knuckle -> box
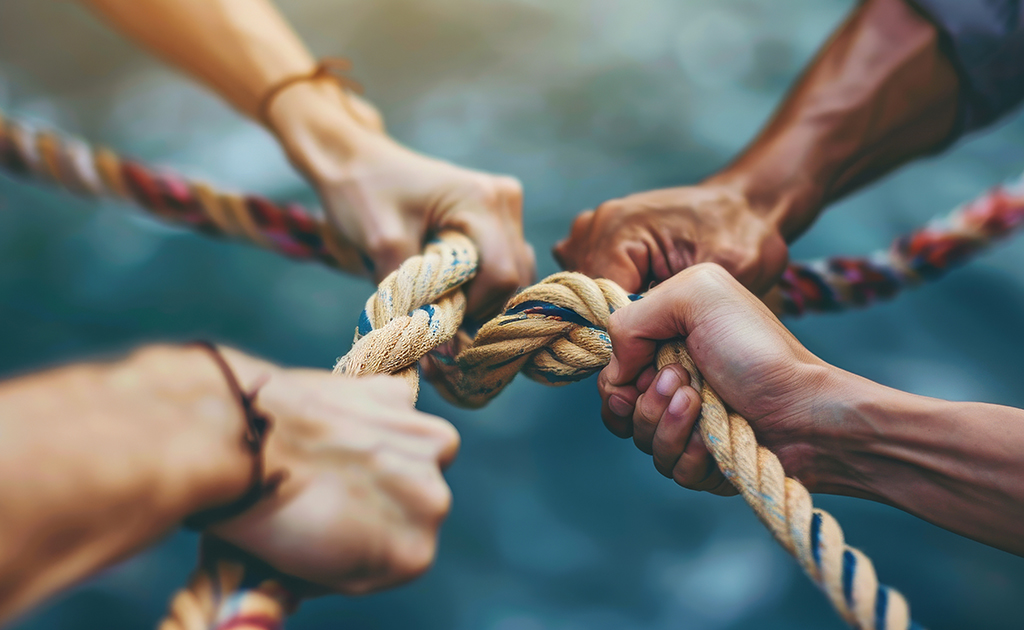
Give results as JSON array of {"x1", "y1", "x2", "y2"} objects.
[
  {"x1": 472, "y1": 175, "x2": 522, "y2": 210},
  {"x1": 390, "y1": 534, "x2": 437, "y2": 580},
  {"x1": 494, "y1": 175, "x2": 523, "y2": 202},
  {"x1": 570, "y1": 209, "x2": 595, "y2": 232},
  {"x1": 632, "y1": 433, "x2": 653, "y2": 455},
  {"x1": 422, "y1": 480, "x2": 453, "y2": 521},
  {"x1": 652, "y1": 453, "x2": 675, "y2": 478},
  {"x1": 672, "y1": 466, "x2": 697, "y2": 489},
  {"x1": 594, "y1": 199, "x2": 626, "y2": 217},
  {"x1": 483, "y1": 259, "x2": 523, "y2": 295},
  {"x1": 684, "y1": 261, "x2": 733, "y2": 290},
  {"x1": 633, "y1": 399, "x2": 658, "y2": 429},
  {"x1": 364, "y1": 231, "x2": 411, "y2": 261},
  {"x1": 428, "y1": 416, "x2": 461, "y2": 455}
]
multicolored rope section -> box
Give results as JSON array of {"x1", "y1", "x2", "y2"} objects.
[
  {"x1": 767, "y1": 179, "x2": 1024, "y2": 316},
  {"x1": 0, "y1": 110, "x2": 367, "y2": 275},
  {"x1": 3, "y1": 109, "x2": 1024, "y2": 319},
  {"x1": 161, "y1": 539, "x2": 299, "y2": 630}
]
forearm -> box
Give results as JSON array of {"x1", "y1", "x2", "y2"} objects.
[
  {"x1": 816, "y1": 369, "x2": 1024, "y2": 555},
  {"x1": 81, "y1": 0, "x2": 317, "y2": 119},
  {"x1": 0, "y1": 346, "x2": 250, "y2": 622},
  {"x1": 708, "y1": 0, "x2": 960, "y2": 240}
]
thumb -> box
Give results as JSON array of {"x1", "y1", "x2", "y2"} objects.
[
  {"x1": 362, "y1": 217, "x2": 422, "y2": 281},
  {"x1": 605, "y1": 284, "x2": 687, "y2": 385},
  {"x1": 594, "y1": 246, "x2": 648, "y2": 294}
]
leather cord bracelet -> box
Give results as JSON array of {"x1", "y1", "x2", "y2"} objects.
[
  {"x1": 183, "y1": 341, "x2": 278, "y2": 530},
  {"x1": 257, "y1": 57, "x2": 363, "y2": 128}
]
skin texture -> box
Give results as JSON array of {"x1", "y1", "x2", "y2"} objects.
[
  {"x1": 600, "y1": 264, "x2": 1024, "y2": 556},
  {"x1": 555, "y1": 0, "x2": 960, "y2": 295},
  {"x1": 0, "y1": 346, "x2": 459, "y2": 623},
  {"x1": 81, "y1": 0, "x2": 535, "y2": 318}
]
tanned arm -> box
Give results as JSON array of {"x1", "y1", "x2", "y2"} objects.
[{"x1": 556, "y1": 0, "x2": 961, "y2": 294}]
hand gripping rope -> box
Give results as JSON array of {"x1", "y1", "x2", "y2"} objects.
[{"x1": 5, "y1": 111, "x2": 1023, "y2": 629}]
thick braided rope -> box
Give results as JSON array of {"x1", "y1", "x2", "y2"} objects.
[
  {"x1": 159, "y1": 234, "x2": 476, "y2": 630},
  {"x1": 2, "y1": 109, "x2": 1023, "y2": 317},
  {"x1": 332, "y1": 231, "x2": 477, "y2": 397},
  {"x1": 423, "y1": 269, "x2": 916, "y2": 629}
]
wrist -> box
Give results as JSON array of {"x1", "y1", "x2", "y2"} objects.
[
  {"x1": 805, "y1": 367, "x2": 942, "y2": 503},
  {"x1": 268, "y1": 81, "x2": 381, "y2": 184},
  {"x1": 118, "y1": 345, "x2": 258, "y2": 524},
  {"x1": 705, "y1": 152, "x2": 827, "y2": 242}
]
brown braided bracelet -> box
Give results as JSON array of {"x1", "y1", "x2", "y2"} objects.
[
  {"x1": 257, "y1": 58, "x2": 363, "y2": 127},
  {"x1": 183, "y1": 341, "x2": 277, "y2": 530}
]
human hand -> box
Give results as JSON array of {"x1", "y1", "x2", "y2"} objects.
[
  {"x1": 553, "y1": 184, "x2": 788, "y2": 295},
  {"x1": 270, "y1": 82, "x2": 535, "y2": 319},
  {"x1": 598, "y1": 263, "x2": 840, "y2": 494},
  {"x1": 210, "y1": 349, "x2": 460, "y2": 595}
]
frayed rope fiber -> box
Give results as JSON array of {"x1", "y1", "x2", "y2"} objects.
[{"x1": 7, "y1": 110, "x2": 1024, "y2": 629}]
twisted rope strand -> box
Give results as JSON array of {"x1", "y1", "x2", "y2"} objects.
[
  {"x1": 0, "y1": 110, "x2": 367, "y2": 274},
  {"x1": 3, "y1": 109, "x2": 1024, "y2": 319}
]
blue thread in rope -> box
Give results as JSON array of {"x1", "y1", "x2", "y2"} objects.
[
  {"x1": 876, "y1": 586, "x2": 889, "y2": 630},
  {"x1": 810, "y1": 512, "x2": 823, "y2": 567},
  {"x1": 842, "y1": 549, "x2": 856, "y2": 607},
  {"x1": 502, "y1": 300, "x2": 599, "y2": 328},
  {"x1": 357, "y1": 310, "x2": 373, "y2": 337}
]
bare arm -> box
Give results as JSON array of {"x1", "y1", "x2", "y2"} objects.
[
  {"x1": 599, "y1": 265, "x2": 1024, "y2": 555},
  {"x1": 555, "y1": 0, "x2": 960, "y2": 294},
  {"x1": 0, "y1": 346, "x2": 458, "y2": 623},
  {"x1": 0, "y1": 346, "x2": 251, "y2": 620},
  {"x1": 82, "y1": 0, "x2": 317, "y2": 119},
  {"x1": 824, "y1": 373, "x2": 1024, "y2": 554},
  {"x1": 79, "y1": 0, "x2": 535, "y2": 317},
  {"x1": 709, "y1": 0, "x2": 960, "y2": 239}
]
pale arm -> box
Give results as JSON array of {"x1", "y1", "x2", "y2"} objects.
[
  {"x1": 0, "y1": 345, "x2": 459, "y2": 623},
  {"x1": 79, "y1": 0, "x2": 535, "y2": 316},
  {"x1": 0, "y1": 346, "x2": 251, "y2": 622},
  {"x1": 822, "y1": 372, "x2": 1024, "y2": 555},
  {"x1": 82, "y1": 0, "x2": 321, "y2": 120},
  {"x1": 600, "y1": 264, "x2": 1024, "y2": 555}
]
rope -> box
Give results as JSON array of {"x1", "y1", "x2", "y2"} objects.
[
  {"x1": 0, "y1": 110, "x2": 368, "y2": 274},
  {"x1": 6, "y1": 110, "x2": 1019, "y2": 629},
  {"x1": 766, "y1": 182, "x2": 1024, "y2": 316},
  {"x1": 427, "y1": 269, "x2": 915, "y2": 629},
  {"x1": 3, "y1": 109, "x2": 1024, "y2": 318},
  {"x1": 160, "y1": 234, "x2": 477, "y2": 630},
  {"x1": 341, "y1": 260, "x2": 920, "y2": 630}
]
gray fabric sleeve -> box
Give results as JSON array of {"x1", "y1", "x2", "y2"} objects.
[{"x1": 907, "y1": 0, "x2": 1024, "y2": 133}]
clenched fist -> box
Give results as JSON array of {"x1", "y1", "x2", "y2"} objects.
[
  {"x1": 212, "y1": 349, "x2": 460, "y2": 594},
  {"x1": 554, "y1": 185, "x2": 788, "y2": 295}
]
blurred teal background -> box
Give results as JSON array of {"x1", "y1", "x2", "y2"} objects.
[{"x1": 2, "y1": 0, "x2": 1023, "y2": 628}]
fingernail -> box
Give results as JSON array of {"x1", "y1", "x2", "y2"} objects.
[
  {"x1": 608, "y1": 394, "x2": 632, "y2": 417},
  {"x1": 655, "y1": 369, "x2": 680, "y2": 396},
  {"x1": 667, "y1": 388, "x2": 690, "y2": 417}
]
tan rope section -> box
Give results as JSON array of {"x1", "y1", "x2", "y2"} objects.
[{"x1": 350, "y1": 237, "x2": 916, "y2": 630}]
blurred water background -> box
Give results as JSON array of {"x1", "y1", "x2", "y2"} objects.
[{"x1": 2, "y1": 0, "x2": 1023, "y2": 628}]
